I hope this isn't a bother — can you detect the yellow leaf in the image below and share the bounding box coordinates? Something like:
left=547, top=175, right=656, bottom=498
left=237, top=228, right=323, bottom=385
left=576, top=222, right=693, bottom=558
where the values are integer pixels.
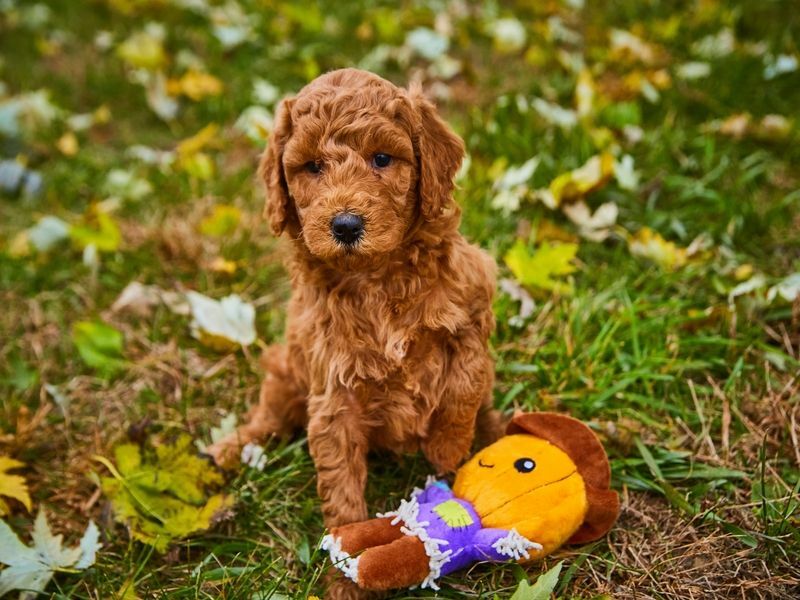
left=69, top=209, right=122, bottom=253
left=116, top=579, right=140, bottom=600
left=575, top=69, right=595, bottom=118
left=172, top=71, right=223, bottom=101
left=8, top=231, right=31, bottom=257
left=545, top=152, right=615, bottom=207
left=0, top=456, right=32, bottom=515
left=56, top=131, right=79, bottom=156
left=207, top=257, right=238, bottom=274
left=627, top=227, right=688, bottom=270
left=179, top=152, right=215, bottom=180
left=177, top=124, right=219, bottom=157
left=734, top=264, right=754, bottom=281
left=199, top=205, right=241, bottom=237
left=504, top=239, right=578, bottom=295
left=116, top=30, right=167, bottom=70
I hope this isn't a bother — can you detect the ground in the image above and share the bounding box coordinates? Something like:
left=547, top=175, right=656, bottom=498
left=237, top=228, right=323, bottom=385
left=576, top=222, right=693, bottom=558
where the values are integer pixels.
left=1, top=0, right=799, bottom=599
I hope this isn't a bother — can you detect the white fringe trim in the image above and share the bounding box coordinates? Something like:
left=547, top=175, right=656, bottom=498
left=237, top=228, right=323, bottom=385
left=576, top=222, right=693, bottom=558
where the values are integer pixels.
left=320, top=534, right=360, bottom=584
left=491, top=528, right=542, bottom=561
left=378, top=494, right=452, bottom=590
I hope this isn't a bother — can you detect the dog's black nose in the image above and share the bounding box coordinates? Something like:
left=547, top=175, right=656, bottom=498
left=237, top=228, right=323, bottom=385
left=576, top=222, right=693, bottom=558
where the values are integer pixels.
left=331, top=213, right=364, bottom=245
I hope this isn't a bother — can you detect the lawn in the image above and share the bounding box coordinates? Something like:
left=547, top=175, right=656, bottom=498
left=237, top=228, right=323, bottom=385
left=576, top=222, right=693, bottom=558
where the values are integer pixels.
left=1, top=0, right=799, bottom=598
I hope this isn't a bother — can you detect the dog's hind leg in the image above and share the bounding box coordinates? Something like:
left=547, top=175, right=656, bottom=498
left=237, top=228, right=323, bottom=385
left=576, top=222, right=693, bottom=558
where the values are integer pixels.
left=206, top=343, right=308, bottom=467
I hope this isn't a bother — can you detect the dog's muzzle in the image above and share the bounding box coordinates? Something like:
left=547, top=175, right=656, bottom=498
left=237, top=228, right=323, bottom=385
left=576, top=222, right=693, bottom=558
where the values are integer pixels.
left=331, top=212, right=364, bottom=246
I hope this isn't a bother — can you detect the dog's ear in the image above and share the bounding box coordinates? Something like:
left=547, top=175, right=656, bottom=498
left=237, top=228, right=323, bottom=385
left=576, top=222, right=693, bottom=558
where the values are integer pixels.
left=259, top=97, right=297, bottom=236
left=409, top=85, right=464, bottom=220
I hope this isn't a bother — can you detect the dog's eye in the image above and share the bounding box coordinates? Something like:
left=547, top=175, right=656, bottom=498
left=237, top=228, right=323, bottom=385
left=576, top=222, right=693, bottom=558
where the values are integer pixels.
left=372, top=153, right=392, bottom=168
left=304, top=161, right=322, bottom=174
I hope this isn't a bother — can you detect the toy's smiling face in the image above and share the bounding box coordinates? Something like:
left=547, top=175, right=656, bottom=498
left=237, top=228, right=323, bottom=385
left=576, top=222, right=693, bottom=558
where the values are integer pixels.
left=453, top=434, right=589, bottom=556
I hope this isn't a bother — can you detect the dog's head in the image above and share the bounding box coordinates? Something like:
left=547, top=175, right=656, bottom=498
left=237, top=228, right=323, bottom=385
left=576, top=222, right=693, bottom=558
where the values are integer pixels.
left=260, top=69, right=464, bottom=265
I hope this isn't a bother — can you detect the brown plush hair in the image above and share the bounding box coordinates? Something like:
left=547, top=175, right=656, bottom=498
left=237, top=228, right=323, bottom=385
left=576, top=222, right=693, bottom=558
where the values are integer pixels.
left=208, top=71, right=500, bottom=575
left=507, top=412, right=620, bottom=543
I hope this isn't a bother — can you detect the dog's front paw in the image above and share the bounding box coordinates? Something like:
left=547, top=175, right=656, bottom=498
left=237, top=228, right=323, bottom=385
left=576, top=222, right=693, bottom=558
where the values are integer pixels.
left=204, top=435, right=243, bottom=470
left=422, top=434, right=470, bottom=475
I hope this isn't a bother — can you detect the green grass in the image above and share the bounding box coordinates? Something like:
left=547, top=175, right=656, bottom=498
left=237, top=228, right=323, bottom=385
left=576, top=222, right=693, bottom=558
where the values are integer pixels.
left=1, top=0, right=799, bottom=598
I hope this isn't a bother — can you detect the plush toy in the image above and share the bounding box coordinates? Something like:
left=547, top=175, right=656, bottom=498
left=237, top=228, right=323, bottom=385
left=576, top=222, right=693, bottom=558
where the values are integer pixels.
left=321, top=412, right=620, bottom=591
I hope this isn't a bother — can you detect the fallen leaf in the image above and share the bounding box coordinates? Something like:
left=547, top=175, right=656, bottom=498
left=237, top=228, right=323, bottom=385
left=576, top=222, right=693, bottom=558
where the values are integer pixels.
left=628, top=227, right=688, bottom=270
left=505, top=239, right=578, bottom=295
left=116, top=29, right=166, bottom=70
left=531, top=98, right=577, bottom=129
left=0, top=510, right=100, bottom=597
left=499, top=278, right=536, bottom=327
left=187, top=292, right=257, bottom=350
left=209, top=1, right=255, bottom=49
left=44, top=383, right=70, bottom=419
left=69, top=209, right=122, bottom=252
left=104, top=169, right=153, bottom=202
left=767, top=273, right=800, bottom=303
left=728, top=274, right=767, bottom=303
left=71, top=320, right=126, bottom=376
left=144, top=71, right=179, bottom=121
left=177, top=123, right=220, bottom=157
left=575, top=69, right=595, bottom=118
left=405, top=27, right=449, bottom=60
left=27, top=215, right=70, bottom=252
left=112, top=282, right=190, bottom=316
left=537, top=152, right=615, bottom=208
left=610, top=29, right=659, bottom=65
left=763, top=53, right=798, bottom=80
left=234, top=105, right=273, bottom=143
left=0, top=90, right=61, bottom=138
left=708, top=113, right=793, bottom=141
left=563, top=200, right=618, bottom=241
left=676, top=61, right=711, bottom=80
left=613, top=154, right=640, bottom=190
left=97, top=436, right=233, bottom=552
left=168, top=70, right=223, bottom=101
left=111, top=282, right=164, bottom=316
left=734, top=264, right=754, bottom=281
left=199, top=204, right=241, bottom=237
left=56, top=131, right=78, bottom=156
left=207, top=257, right=238, bottom=274
left=252, top=78, right=280, bottom=105
left=0, top=457, right=31, bottom=515
left=491, top=157, right=540, bottom=214
left=692, top=28, right=735, bottom=59
left=487, top=18, right=526, bottom=53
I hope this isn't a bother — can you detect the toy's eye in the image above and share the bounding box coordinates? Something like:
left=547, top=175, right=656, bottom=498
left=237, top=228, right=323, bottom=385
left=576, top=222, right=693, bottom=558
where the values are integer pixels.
left=305, top=160, right=322, bottom=174
left=514, top=458, right=536, bottom=473
left=372, top=153, right=392, bottom=168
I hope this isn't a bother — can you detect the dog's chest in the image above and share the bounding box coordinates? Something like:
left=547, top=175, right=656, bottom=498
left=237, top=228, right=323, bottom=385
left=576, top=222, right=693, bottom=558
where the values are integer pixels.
left=298, top=283, right=445, bottom=397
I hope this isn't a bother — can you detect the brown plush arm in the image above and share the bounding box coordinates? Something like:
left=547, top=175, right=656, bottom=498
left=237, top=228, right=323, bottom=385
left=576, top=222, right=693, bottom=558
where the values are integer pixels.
left=356, top=535, right=430, bottom=591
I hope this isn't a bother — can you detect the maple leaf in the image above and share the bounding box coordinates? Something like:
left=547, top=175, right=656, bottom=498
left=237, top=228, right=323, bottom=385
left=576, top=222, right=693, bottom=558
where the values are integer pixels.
left=97, top=435, right=233, bottom=553
left=0, top=510, right=100, bottom=597
left=504, top=240, right=578, bottom=295
left=0, top=456, right=31, bottom=516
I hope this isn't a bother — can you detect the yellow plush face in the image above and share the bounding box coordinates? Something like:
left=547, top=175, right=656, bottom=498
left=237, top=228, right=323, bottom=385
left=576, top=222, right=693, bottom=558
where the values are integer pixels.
left=453, top=434, right=589, bottom=558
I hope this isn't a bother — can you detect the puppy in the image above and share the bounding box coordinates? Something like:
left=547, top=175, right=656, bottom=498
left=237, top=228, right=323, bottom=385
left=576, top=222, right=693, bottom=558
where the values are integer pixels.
left=208, top=68, right=499, bottom=530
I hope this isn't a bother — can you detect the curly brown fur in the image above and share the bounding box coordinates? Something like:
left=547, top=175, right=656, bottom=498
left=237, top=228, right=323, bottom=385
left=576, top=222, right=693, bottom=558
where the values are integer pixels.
left=208, top=69, right=498, bottom=532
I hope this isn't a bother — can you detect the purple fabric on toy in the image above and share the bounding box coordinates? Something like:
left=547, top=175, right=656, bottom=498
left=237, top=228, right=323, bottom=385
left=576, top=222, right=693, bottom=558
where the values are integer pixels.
left=403, top=480, right=527, bottom=576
